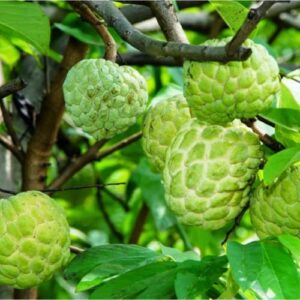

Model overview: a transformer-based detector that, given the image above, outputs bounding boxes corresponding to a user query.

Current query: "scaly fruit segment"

[184,38,280,124]
[142,94,192,172]
[63,59,148,140]
[250,166,300,239]
[163,119,263,230]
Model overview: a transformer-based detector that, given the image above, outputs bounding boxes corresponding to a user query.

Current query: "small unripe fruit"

[184,38,280,124]
[63,59,148,140]
[142,94,192,172]
[163,119,263,230]
[0,191,70,289]
[250,166,300,238]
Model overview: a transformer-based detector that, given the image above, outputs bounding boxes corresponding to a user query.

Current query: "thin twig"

[129,203,148,244]
[48,139,107,189]
[0,183,127,196]
[102,187,129,211]
[44,182,126,193]
[221,202,250,245]
[96,176,123,242]
[97,131,142,160]
[48,131,142,190]
[70,245,84,254]
[256,115,275,127]
[0,135,23,162]
[85,0,251,62]
[70,2,117,61]
[243,119,284,152]
[226,1,277,57]
[0,188,16,195]
[0,78,26,99]
[149,0,188,43]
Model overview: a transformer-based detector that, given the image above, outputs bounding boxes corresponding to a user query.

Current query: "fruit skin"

[142,94,192,172]
[183,38,280,124]
[250,166,300,239]
[163,119,263,230]
[0,191,70,289]
[63,59,148,140]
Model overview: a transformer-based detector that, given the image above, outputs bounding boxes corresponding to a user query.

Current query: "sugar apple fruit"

[183,38,280,124]
[63,59,148,140]
[250,166,300,238]
[142,94,192,172]
[163,119,263,229]
[0,191,70,289]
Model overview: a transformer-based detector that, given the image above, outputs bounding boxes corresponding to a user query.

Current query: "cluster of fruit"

[142,38,299,238]
[2,38,297,290]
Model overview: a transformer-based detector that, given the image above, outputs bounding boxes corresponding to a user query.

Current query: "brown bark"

[22,38,87,191]
[18,37,87,299]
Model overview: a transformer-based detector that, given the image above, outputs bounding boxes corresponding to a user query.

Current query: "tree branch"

[120,1,205,24]
[267,0,300,18]
[85,0,251,62]
[0,99,24,157]
[0,135,23,162]
[48,139,107,189]
[95,175,123,241]
[129,203,148,244]
[70,1,117,61]
[221,202,250,245]
[135,12,214,34]
[48,131,142,190]
[243,119,284,152]
[149,0,188,43]
[117,52,179,66]
[96,131,142,160]
[0,78,26,99]
[226,1,277,56]
[22,38,88,191]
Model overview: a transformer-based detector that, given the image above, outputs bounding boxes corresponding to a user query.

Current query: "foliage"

[0,0,299,299]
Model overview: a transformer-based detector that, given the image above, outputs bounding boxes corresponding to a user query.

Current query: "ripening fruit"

[63,59,148,140]
[0,191,70,289]
[163,119,263,230]
[184,38,280,124]
[250,166,300,238]
[142,94,192,172]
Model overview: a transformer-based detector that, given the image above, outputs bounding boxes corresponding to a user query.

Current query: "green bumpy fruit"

[142,94,192,172]
[163,119,263,229]
[184,38,280,124]
[0,191,70,289]
[63,59,148,140]
[250,166,300,238]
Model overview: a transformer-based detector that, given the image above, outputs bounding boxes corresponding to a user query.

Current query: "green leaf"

[175,257,228,299]
[0,35,20,66]
[261,108,300,131]
[0,1,50,54]
[263,146,300,185]
[160,245,200,262]
[90,261,178,299]
[279,82,300,110]
[278,234,300,264]
[64,244,162,284]
[132,159,177,230]
[227,240,300,299]
[175,272,201,299]
[280,70,300,109]
[209,0,248,32]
